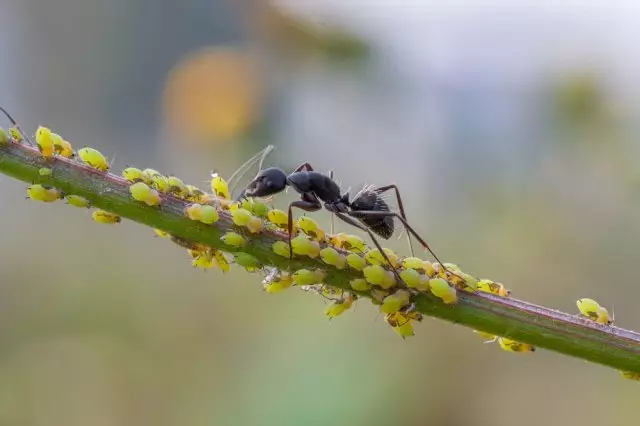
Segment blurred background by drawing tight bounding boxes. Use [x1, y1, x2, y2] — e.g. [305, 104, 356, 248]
[0, 0, 639, 424]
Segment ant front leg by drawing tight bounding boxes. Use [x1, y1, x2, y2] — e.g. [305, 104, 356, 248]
[287, 194, 322, 259]
[292, 162, 315, 173]
[333, 212, 405, 286]
[374, 184, 414, 256]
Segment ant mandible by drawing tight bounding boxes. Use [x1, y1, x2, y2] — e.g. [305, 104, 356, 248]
[236, 161, 451, 282]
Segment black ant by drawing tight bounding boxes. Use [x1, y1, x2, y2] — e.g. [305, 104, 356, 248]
[236, 160, 452, 282]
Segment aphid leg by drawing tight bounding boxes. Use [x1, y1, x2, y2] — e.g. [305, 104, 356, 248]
[0, 107, 34, 145]
[373, 184, 414, 256]
[286, 195, 322, 259]
[334, 211, 405, 285]
[346, 209, 459, 279]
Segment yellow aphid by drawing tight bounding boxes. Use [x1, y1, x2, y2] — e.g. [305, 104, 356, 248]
[211, 173, 230, 200]
[296, 216, 325, 241]
[246, 216, 264, 234]
[291, 234, 314, 256]
[122, 167, 150, 184]
[92, 209, 121, 224]
[143, 189, 161, 207]
[213, 250, 230, 273]
[402, 257, 426, 271]
[384, 312, 415, 339]
[153, 229, 170, 238]
[292, 269, 325, 286]
[457, 273, 478, 293]
[143, 168, 161, 178]
[349, 278, 371, 292]
[341, 234, 366, 252]
[272, 241, 291, 258]
[38, 167, 52, 176]
[429, 278, 458, 304]
[474, 330, 498, 342]
[231, 208, 253, 227]
[478, 279, 510, 297]
[35, 126, 55, 158]
[65, 195, 90, 208]
[8, 127, 22, 142]
[399, 268, 426, 290]
[307, 240, 321, 258]
[365, 248, 399, 268]
[267, 209, 289, 230]
[221, 231, 247, 247]
[185, 203, 203, 221]
[363, 265, 395, 289]
[52, 135, 74, 158]
[129, 182, 161, 206]
[150, 174, 170, 193]
[234, 252, 262, 272]
[320, 247, 347, 269]
[198, 205, 220, 224]
[26, 184, 61, 202]
[381, 290, 411, 314]
[346, 253, 367, 270]
[370, 289, 390, 304]
[185, 185, 206, 202]
[423, 261, 436, 277]
[263, 274, 294, 294]
[498, 338, 535, 353]
[324, 295, 355, 318]
[78, 147, 109, 171]
[620, 370, 640, 381]
[167, 176, 188, 197]
[576, 298, 612, 324]
[0, 128, 8, 144]
[192, 251, 215, 270]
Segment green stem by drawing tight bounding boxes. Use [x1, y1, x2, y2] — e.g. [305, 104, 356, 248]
[1, 141, 639, 373]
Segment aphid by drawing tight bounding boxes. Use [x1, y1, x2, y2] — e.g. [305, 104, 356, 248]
[576, 298, 613, 325]
[292, 269, 325, 286]
[92, 209, 121, 224]
[153, 229, 170, 238]
[184, 203, 203, 221]
[78, 147, 109, 171]
[185, 185, 208, 203]
[370, 289, 390, 304]
[234, 252, 262, 272]
[349, 278, 371, 292]
[52, 134, 74, 158]
[245, 198, 270, 218]
[26, 184, 62, 202]
[620, 370, 640, 381]
[65, 195, 90, 208]
[272, 241, 291, 257]
[35, 126, 55, 158]
[320, 247, 347, 269]
[346, 253, 367, 270]
[423, 261, 436, 277]
[211, 173, 231, 200]
[478, 279, 511, 297]
[363, 265, 396, 289]
[192, 251, 215, 270]
[429, 278, 458, 304]
[399, 268, 427, 290]
[380, 290, 411, 314]
[129, 182, 161, 207]
[38, 167, 52, 177]
[291, 234, 315, 256]
[167, 176, 188, 197]
[199, 205, 220, 224]
[231, 208, 253, 227]
[296, 216, 326, 241]
[246, 216, 264, 234]
[263, 271, 294, 294]
[122, 167, 150, 184]
[0, 128, 9, 144]
[365, 248, 399, 268]
[267, 209, 288, 230]
[220, 231, 247, 247]
[143, 168, 161, 179]
[324, 294, 355, 318]
[213, 249, 230, 273]
[474, 330, 498, 343]
[498, 338, 535, 353]
[384, 312, 415, 339]
[402, 257, 426, 271]
[457, 273, 478, 293]
[340, 234, 366, 253]
[8, 127, 22, 142]
[150, 174, 170, 193]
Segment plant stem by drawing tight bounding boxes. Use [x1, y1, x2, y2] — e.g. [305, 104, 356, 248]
[1, 141, 639, 373]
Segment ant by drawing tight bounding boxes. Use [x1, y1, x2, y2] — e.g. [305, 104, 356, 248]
[235, 159, 453, 282]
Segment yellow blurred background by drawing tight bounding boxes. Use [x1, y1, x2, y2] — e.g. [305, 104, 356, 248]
[0, 1, 639, 425]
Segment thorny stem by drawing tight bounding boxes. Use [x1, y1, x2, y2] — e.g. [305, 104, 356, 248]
[1, 141, 640, 373]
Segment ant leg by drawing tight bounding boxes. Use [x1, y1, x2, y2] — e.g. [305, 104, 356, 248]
[373, 184, 414, 256]
[346, 209, 456, 277]
[329, 170, 336, 235]
[334, 212, 405, 286]
[287, 197, 322, 259]
[292, 163, 314, 172]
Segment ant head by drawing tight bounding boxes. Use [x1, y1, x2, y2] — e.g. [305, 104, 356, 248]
[241, 167, 287, 199]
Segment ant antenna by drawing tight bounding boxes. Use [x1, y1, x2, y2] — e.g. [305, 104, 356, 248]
[227, 145, 276, 198]
[0, 106, 34, 145]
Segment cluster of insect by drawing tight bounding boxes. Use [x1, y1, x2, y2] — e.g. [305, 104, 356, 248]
[0, 110, 636, 380]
